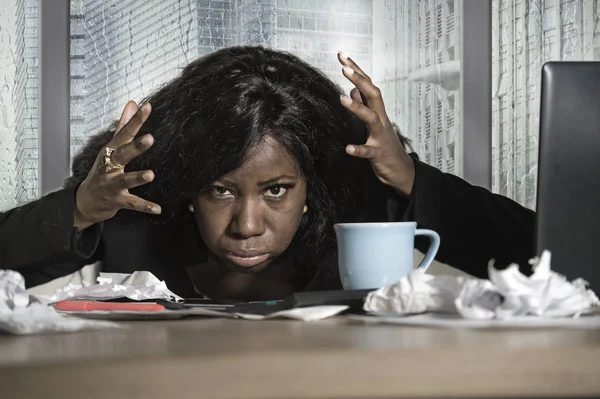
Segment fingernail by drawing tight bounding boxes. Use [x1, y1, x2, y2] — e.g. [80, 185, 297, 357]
[342, 66, 354, 75]
[142, 171, 154, 181]
[141, 102, 151, 112]
[346, 145, 356, 154]
[151, 205, 162, 214]
[141, 134, 155, 146]
[340, 95, 353, 105]
[138, 135, 149, 145]
[338, 50, 349, 59]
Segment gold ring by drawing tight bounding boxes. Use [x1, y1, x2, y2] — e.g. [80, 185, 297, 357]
[103, 147, 123, 172]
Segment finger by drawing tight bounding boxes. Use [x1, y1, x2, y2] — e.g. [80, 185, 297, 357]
[350, 87, 364, 105]
[108, 102, 152, 149]
[337, 51, 369, 79]
[118, 193, 162, 215]
[340, 95, 380, 126]
[342, 66, 387, 118]
[109, 169, 155, 191]
[110, 134, 154, 167]
[346, 144, 378, 159]
[115, 101, 138, 136]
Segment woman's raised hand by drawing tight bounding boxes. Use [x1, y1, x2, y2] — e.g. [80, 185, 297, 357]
[337, 52, 416, 197]
[74, 101, 161, 230]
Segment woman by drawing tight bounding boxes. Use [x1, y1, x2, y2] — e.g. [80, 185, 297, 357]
[0, 46, 535, 300]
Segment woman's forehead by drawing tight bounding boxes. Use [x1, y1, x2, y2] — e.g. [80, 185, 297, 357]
[219, 136, 302, 182]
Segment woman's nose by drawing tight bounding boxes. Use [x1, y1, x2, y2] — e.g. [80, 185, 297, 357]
[228, 199, 266, 238]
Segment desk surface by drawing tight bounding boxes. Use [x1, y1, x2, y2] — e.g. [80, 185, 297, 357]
[1, 317, 600, 398]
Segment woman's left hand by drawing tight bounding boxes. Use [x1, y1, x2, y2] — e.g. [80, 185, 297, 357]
[337, 52, 416, 197]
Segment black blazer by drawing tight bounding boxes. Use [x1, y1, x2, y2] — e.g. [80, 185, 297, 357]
[0, 159, 536, 296]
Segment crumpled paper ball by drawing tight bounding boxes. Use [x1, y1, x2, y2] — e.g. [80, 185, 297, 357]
[362, 268, 468, 315]
[364, 250, 599, 319]
[0, 270, 31, 312]
[46, 271, 183, 303]
[0, 270, 119, 335]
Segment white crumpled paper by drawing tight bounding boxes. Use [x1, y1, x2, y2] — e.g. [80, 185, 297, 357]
[0, 270, 119, 335]
[44, 271, 184, 303]
[362, 269, 468, 315]
[364, 250, 599, 320]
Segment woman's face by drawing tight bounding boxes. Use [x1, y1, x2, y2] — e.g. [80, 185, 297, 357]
[194, 136, 307, 274]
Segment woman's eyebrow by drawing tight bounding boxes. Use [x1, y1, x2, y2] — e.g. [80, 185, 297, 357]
[258, 175, 297, 186]
[214, 179, 235, 186]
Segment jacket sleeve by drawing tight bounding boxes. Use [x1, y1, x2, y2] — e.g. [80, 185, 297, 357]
[388, 158, 536, 278]
[0, 187, 104, 287]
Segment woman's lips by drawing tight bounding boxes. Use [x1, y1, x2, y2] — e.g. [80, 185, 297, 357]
[224, 252, 271, 268]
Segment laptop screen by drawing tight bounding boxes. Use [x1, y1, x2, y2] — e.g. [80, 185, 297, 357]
[537, 62, 600, 291]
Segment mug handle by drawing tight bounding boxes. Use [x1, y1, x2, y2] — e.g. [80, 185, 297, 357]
[414, 229, 441, 272]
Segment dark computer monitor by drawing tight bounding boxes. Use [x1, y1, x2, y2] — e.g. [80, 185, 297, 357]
[537, 62, 600, 291]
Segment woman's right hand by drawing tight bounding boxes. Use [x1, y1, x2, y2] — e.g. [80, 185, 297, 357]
[74, 101, 161, 230]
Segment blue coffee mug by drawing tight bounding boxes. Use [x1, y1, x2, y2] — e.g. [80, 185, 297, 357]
[334, 222, 441, 290]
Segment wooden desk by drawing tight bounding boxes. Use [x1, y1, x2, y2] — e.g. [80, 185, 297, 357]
[1, 317, 599, 398]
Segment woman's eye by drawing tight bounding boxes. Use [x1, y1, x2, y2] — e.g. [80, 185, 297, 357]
[210, 186, 234, 198]
[265, 185, 287, 198]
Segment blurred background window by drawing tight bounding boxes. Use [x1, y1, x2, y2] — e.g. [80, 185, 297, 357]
[3, 1, 597, 211]
[0, 0, 39, 210]
[68, 0, 461, 178]
[491, 0, 600, 209]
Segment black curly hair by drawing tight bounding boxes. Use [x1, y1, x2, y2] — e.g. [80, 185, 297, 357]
[67, 46, 378, 272]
